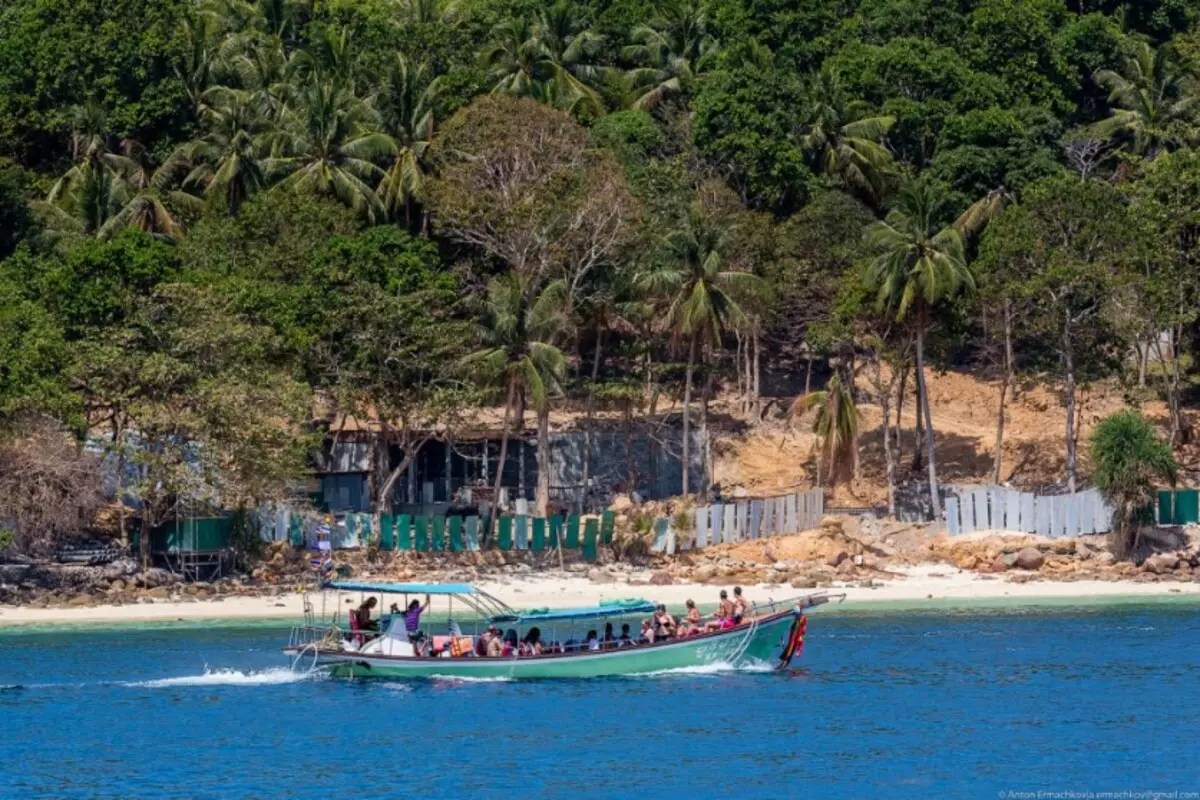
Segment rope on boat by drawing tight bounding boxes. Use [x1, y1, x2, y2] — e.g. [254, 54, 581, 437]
[290, 642, 320, 675]
[728, 615, 759, 666]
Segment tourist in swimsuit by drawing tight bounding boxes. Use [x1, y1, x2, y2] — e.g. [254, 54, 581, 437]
[486, 629, 504, 657]
[652, 605, 677, 640]
[705, 590, 735, 631]
[682, 599, 702, 635]
[354, 597, 379, 631]
[640, 619, 654, 644]
[732, 586, 752, 624]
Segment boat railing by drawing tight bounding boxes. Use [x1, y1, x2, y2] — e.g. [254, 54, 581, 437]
[288, 624, 348, 649]
[750, 591, 846, 618]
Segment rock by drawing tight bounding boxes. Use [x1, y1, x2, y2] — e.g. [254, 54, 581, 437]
[825, 551, 848, 568]
[67, 594, 93, 606]
[649, 571, 674, 586]
[762, 570, 785, 585]
[587, 569, 616, 584]
[991, 556, 1010, 572]
[772, 561, 790, 572]
[1143, 553, 1180, 574]
[144, 586, 171, 599]
[103, 559, 138, 580]
[791, 576, 818, 589]
[862, 554, 880, 570]
[609, 494, 633, 511]
[692, 564, 717, 582]
[1015, 547, 1044, 570]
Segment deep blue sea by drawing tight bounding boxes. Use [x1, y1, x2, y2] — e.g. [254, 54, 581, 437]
[1, 602, 1198, 799]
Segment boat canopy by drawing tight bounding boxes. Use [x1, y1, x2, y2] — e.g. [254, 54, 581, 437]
[491, 598, 656, 624]
[324, 581, 481, 595]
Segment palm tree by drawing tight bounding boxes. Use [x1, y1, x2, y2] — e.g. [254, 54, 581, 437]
[1093, 42, 1199, 157]
[621, 0, 716, 109]
[266, 76, 395, 221]
[177, 12, 220, 116]
[461, 275, 567, 520]
[97, 140, 197, 240]
[789, 370, 861, 487]
[641, 211, 762, 494]
[376, 54, 441, 229]
[865, 181, 974, 519]
[482, 8, 606, 116]
[179, 88, 271, 216]
[795, 67, 896, 205]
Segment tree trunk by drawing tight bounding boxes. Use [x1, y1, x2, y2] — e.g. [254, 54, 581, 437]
[875, 355, 896, 516]
[513, 385, 526, 433]
[992, 300, 1014, 485]
[681, 332, 696, 495]
[624, 401, 635, 491]
[376, 436, 430, 518]
[701, 364, 713, 495]
[734, 332, 744, 408]
[1137, 340, 1149, 388]
[581, 328, 603, 493]
[752, 327, 762, 421]
[895, 362, 907, 459]
[489, 378, 516, 541]
[915, 322, 941, 518]
[804, 351, 813, 396]
[911, 383, 924, 472]
[536, 402, 550, 517]
[1063, 313, 1078, 495]
[113, 417, 127, 548]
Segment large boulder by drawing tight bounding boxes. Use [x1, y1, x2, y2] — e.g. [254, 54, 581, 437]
[1014, 547, 1045, 570]
[1143, 553, 1180, 574]
[791, 576, 818, 589]
[648, 571, 674, 586]
[825, 551, 848, 568]
[692, 564, 717, 582]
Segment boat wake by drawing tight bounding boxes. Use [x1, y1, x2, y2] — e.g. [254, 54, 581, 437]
[124, 667, 320, 688]
[639, 660, 775, 678]
[427, 674, 513, 684]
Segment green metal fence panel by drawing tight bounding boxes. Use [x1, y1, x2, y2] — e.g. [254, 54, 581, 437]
[152, 517, 233, 552]
[600, 511, 615, 544]
[1176, 490, 1199, 525]
[566, 515, 581, 549]
[380, 514, 394, 550]
[431, 516, 446, 551]
[396, 514, 412, 551]
[531, 517, 546, 551]
[449, 516, 464, 552]
[1158, 491, 1174, 524]
[549, 515, 563, 549]
[498, 516, 513, 550]
[289, 515, 305, 546]
[464, 516, 480, 551]
[414, 516, 429, 551]
[583, 518, 599, 561]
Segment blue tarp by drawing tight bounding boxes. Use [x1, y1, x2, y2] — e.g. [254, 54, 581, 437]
[323, 581, 480, 595]
[491, 600, 655, 624]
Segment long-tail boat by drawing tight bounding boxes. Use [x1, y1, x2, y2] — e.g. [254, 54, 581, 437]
[284, 581, 842, 679]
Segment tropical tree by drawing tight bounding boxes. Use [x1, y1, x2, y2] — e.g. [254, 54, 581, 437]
[266, 76, 395, 221]
[865, 180, 973, 518]
[179, 88, 271, 216]
[1091, 410, 1177, 559]
[482, 7, 607, 116]
[789, 370, 860, 487]
[642, 210, 762, 494]
[460, 274, 567, 521]
[1093, 42, 1199, 157]
[376, 54, 441, 229]
[795, 67, 897, 205]
[621, 0, 717, 109]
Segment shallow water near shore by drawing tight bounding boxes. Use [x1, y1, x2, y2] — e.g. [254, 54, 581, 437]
[2, 604, 1198, 799]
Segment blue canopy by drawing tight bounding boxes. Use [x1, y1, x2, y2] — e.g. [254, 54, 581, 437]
[491, 599, 655, 624]
[323, 581, 480, 595]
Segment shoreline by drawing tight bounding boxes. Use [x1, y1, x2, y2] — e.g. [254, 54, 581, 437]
[2, 566, 1198, 628]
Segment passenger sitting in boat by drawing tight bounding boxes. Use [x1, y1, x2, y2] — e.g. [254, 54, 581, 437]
[682, 599, 702, 635]
[585, 630, 601, 651]
[733, 586, 752, 623]
[521, 627, 544, 656]
[602, 622, 616, 649]
[502, 629, 519, 657]
[353, 597, 379, 631]
[486, 628, 504, 657]
[640, 619, 654, 643]
[652, 605, 677, 640]
[476, 625, 497, 656]
[705, 590, 736, 632]
[619, 623, 633, 647]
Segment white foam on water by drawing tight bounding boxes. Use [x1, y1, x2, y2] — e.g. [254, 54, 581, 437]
[427, 674, 513, 684]
[638, 660, 775, 678]
[124, 667, 317, 688]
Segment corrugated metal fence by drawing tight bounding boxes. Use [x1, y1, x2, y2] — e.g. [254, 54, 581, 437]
[646, 489, 825, 556]
[945, 486, 1113, 537]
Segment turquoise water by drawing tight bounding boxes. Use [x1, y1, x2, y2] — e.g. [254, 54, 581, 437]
[2, 604, 1198, 799]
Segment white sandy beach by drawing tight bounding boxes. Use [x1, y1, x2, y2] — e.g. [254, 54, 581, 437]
[1, 565, 1197, 625]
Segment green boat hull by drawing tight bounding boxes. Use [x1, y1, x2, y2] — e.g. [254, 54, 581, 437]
[300, 610, 798, 680]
